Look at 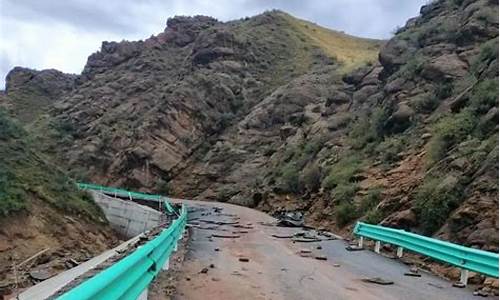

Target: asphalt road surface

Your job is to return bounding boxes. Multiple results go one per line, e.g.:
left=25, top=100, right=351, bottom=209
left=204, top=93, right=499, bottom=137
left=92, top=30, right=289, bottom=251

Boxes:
left=172, top=199, right=492, bottom=300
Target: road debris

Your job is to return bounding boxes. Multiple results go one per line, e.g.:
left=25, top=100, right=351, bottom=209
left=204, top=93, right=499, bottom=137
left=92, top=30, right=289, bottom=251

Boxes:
left=361, top=277, right=394, bottom=285
left=292, top=238, right=322, bottom=243
left=258, top=221, right=276, bottom=227
left=404, top=267, right=421, bottom=277
left=274, top=211, right=304, bottom=227
left=333, top=263, right=340, bottom=267
left=29, top=269, right=53, bottom=281
left=345, top=245, right=364, bottom=251
left=199, top=220, right=239, bottom=226
left=427, top=282, right=444, bottom=289
left=315, top=255, right=327, bottom=261
left=200, top=267, right=209, bottom=274
left=211, top=234, right=240, bottom=239
left=232, top=224, right=253, bottom=229
left=271, top=234, right=294, bottom=239
left=238, top=257, right=250, bottom=262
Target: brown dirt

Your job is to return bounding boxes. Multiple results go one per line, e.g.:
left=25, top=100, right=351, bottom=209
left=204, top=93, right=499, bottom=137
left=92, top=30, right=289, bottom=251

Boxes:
left=0, top=198, right=119, bottom=297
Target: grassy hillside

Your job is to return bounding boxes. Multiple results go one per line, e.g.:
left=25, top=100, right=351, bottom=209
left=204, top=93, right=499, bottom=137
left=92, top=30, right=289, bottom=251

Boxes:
left=281, top=12, right=383, bottom=72
left=0, top=108, right=103, bottom=218
left=0, top=108, right=118, bottom=295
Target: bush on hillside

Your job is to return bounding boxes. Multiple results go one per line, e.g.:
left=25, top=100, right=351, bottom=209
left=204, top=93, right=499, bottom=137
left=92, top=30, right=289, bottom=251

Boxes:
left=322, top=156, right=362, bottom=190
left=335, top=201, right=359, bottom=227
left=301, top=163, right=321, bottom=192
left=414, top=177, right=463, bottom=234
left=359, top=187, right=383, bottom=213
left=470, top=79, right=498, bottom=114
left=375, top=137, right=405, bottom=165
left=364, top=208, right=385, bottom=225
left=427, top=110, right=476, bottom=162
left=349, top=108, right=389, bottom=149
left=281, top=163, right=300, bottom=193
left=331, top=182, right=359, bottom=204
left=156, top=179, right=171, bottom=195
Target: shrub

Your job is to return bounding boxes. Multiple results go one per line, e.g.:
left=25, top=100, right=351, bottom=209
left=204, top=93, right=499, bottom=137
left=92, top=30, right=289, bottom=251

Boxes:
left=427, top=110, right=476, bottom=162
left=364, top=208, right=385, bottom=225
left=375, top=137, right=404, bottom=165
left=301, top=163, right=321, bottom=192
left=470, top=79, right=498, bottom=114
left=0, top=170, right=27, bottom=216
left=471, top=38, right=498, bottom=75
left=216, top=187, right=233, bottom=202
left=335, top=201, right=359, bottom=227
left=331, top=183, right=359, bottom=204
left=414, top=177, right=463, bottom=234
left=155, top=179, right=171, bottom=195
left=349, top=108, right=389, bottom=149
left=0, top=109, right=22, bottom=140
left=322, top=156, right=362, bottom=190
left=410, top=93, right=439, bottom=113
left=399, top=55, right=424, bottom=78
left=281, top=163, right=300, bottom=193
left=359, top=187, right=382, bottom=213
left=435, top=81, right=453, bottom=99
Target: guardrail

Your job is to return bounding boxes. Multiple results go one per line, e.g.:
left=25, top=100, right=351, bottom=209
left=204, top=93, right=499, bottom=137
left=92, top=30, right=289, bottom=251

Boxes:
left=354, top=222, right=499, bottom=284
left=57, top=204, right=187, bottom=299
left=77, top=182, right=175, bottom=213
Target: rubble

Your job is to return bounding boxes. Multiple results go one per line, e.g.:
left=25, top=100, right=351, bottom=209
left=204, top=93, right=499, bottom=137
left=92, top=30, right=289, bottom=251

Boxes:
left=361, top=277, right=394, bottom=285
left=274, top=211, right=304, bottom=227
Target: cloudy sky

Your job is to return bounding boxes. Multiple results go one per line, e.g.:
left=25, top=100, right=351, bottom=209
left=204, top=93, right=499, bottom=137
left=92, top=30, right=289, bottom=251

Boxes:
left=0, top=0, right=428, bottom=89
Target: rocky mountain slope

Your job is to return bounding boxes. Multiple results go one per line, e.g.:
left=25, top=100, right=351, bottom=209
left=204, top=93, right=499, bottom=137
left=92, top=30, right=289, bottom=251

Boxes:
left=1, top=0, right=498, bottom=257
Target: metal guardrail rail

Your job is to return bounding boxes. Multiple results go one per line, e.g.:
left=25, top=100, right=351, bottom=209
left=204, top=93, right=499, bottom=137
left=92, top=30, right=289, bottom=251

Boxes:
left=57, top=204, right=187, bottom=299
left=354, top=222, right=499, bottom=278
left=77, top=182, right=175, bottom=213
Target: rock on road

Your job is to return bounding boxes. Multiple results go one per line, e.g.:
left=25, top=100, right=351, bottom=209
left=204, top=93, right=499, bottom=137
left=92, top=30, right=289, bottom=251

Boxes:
left=172, top=200, right=491, bottom=300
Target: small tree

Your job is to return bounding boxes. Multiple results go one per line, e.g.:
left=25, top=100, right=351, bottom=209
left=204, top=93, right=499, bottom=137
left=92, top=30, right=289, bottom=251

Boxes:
left=155, top=179, right=171, bottom=195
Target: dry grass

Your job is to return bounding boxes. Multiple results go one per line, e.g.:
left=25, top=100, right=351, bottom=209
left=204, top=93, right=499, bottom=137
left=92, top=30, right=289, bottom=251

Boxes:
left=281, top=12, right=384, bottom=73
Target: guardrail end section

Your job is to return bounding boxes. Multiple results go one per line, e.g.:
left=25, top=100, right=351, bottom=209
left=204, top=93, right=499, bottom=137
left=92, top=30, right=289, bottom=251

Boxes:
left=353, top=222, right=361, bottom=235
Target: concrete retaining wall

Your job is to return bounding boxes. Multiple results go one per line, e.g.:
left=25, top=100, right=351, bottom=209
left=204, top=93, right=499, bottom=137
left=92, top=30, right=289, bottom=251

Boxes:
left=91, top=191, right=163, bottom=238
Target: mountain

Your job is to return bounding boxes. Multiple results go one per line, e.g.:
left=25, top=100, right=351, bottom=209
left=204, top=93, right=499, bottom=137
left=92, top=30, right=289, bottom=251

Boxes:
left=1, top=0, right=498, bottom=259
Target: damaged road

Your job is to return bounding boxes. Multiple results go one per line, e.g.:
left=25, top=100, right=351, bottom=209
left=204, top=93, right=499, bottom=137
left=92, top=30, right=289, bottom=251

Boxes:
left=171, top=200, right=488, bottom=300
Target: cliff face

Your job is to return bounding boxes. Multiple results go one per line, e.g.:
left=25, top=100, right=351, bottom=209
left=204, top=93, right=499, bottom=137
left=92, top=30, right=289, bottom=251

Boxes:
left=2, top=0, right=498, bottom=253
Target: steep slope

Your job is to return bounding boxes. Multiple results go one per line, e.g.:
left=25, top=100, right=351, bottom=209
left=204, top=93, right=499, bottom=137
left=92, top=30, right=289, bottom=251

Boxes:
left=0, top=109, right=117, bottom=295
left=2, top=0, right=498, bottom=257
left=21, top=11, right=381, bottom=190
left=169, top=0, right=499, bottom=252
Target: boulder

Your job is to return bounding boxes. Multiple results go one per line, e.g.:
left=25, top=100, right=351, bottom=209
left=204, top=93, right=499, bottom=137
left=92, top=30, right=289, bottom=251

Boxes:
left=325, top=91, right=350, bottom=107
left=379, top=38, right=414, bottom=74
left=353, top=85, right=379, bottom=104
left=421, top=54, right=468, bottom=81
left=382, top=209, right=417, bottom=229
